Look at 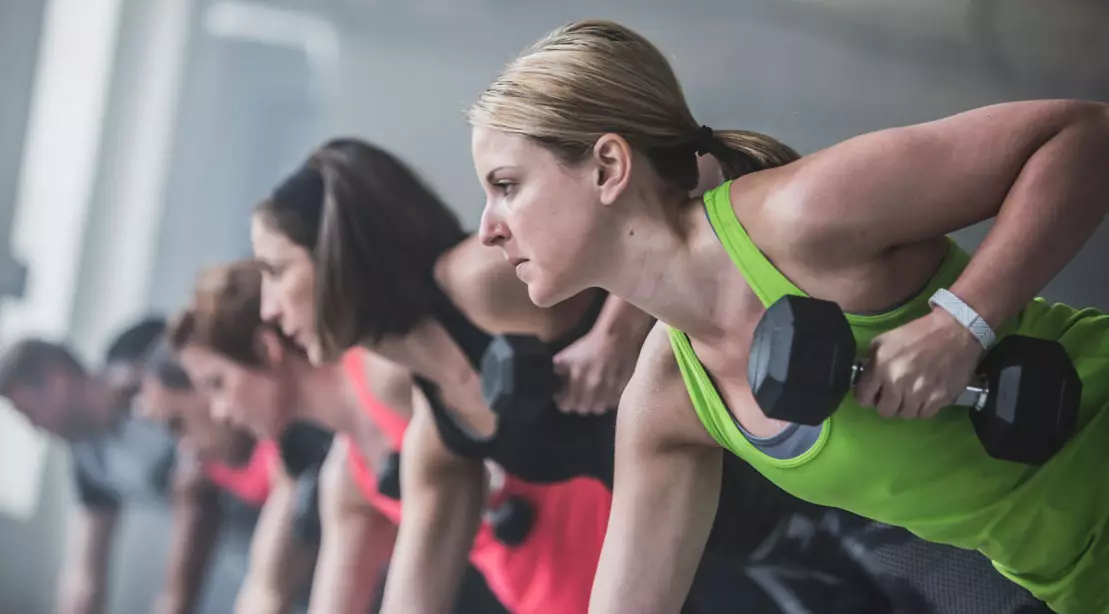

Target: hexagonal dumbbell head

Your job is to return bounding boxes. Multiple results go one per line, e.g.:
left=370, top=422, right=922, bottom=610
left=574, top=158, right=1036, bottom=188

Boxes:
left=481, top=334, right=559, bottom=421
left=748, top=295, right=857, bottom=426
left=972, top=335, right=1081, bottom=465
left=489, top=496, right=536, bottom=547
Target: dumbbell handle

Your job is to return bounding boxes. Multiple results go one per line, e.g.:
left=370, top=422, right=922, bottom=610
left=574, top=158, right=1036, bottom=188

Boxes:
left=848, top=363, right=989, bottom=411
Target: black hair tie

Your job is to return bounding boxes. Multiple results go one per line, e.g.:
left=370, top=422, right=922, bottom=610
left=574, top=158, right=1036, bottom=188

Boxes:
left=693, top=125, right=716, bottom=156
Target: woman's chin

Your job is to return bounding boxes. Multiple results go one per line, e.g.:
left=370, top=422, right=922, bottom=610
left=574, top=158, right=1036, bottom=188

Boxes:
left=306, top=346, right=324, bottom=366
left=527, top=279, right=576, bottom=309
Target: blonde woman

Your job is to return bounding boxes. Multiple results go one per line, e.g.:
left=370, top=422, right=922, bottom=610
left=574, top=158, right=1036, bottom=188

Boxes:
left=471, top=19, right=1109, bottom=614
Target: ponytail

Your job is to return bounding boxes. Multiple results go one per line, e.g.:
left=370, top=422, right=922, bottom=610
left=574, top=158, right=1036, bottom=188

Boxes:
left=470, top=20, right=802, bottom=194
left=707, top=129, right=801, bottom=181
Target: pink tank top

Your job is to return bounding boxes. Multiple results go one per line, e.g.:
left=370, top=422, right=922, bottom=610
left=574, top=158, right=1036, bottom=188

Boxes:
left=341, top=350, right=609, bottom=614
left=204, top=439, right=277, bottom=508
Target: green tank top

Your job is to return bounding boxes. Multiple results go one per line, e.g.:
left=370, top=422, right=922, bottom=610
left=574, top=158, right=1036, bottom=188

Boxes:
left=669, top=182, right=1109, bottom=613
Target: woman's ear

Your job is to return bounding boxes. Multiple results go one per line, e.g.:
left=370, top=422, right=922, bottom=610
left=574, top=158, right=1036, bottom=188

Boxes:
left=256, top=328, right=286, bottom=368
left=592, top=133, right=634, bottom=206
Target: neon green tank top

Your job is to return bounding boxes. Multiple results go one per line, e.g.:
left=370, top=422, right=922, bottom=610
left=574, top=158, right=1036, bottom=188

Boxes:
left=669, top=182, right=1109, bottom=613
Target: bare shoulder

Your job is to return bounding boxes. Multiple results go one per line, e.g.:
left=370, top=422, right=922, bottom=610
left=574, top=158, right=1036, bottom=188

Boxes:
left=361, top=350, right=415, bottom=420
left=618, top=322, right=718, bottom=451
left=437, top=237, right=538, bottom=333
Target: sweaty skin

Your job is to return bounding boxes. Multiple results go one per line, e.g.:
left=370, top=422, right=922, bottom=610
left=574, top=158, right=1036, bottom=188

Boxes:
left=474, top=100, right=1109, bottom=613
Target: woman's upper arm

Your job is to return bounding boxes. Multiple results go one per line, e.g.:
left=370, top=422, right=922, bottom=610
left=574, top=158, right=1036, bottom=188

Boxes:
left=381, top=389, right=484, bottom=614
left=319, top=438, right=364, bottom=521
left=592, top=325, right=722, bottom=614
left=311, top=438, right=395, bottom=612
left=402, top=386, right=483, bottom=485
left=771, top=99, right=1109, bottom=260
left=363, top=351, right=416, bottom=422
left=616, top=323, right=718, bottom=447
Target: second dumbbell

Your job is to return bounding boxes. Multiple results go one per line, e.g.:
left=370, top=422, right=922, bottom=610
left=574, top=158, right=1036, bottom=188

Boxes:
left=747, top=294, right=1081, bottom=465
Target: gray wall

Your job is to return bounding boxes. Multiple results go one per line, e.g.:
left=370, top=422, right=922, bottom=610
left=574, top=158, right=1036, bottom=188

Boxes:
left=1, top=0, right=1107, bottom=613
left=0, top=3, right=61, bottom=611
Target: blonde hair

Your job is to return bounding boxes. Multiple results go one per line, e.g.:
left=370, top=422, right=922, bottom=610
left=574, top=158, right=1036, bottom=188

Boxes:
left=469, top=20, right=800, bottom=192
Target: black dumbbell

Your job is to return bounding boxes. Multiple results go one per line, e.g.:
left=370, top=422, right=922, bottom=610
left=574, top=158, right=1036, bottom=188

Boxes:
left=747, top=294, right=1081, bottom=465
left=376, top=451, right=401, bottom=500
left=487, top=495, right=536, bottom=547
left=481, top=335, right=559, bottom=420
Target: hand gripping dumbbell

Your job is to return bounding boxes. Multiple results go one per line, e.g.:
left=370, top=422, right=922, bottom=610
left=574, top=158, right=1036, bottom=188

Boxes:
left=486, top=496, right=536, bottom=547
left=376, top=451, right=401, bottom=500
left=747, top=294, right=1082, bottom=465
left=481, top=335, right=560, bottom=421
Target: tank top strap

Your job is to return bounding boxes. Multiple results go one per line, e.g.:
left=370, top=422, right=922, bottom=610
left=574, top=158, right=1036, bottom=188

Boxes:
left=702, top=182, right=806, bottom=308
left=341, top=350, right=407, bottom=449
left=204, top=439, right=277, bottom=508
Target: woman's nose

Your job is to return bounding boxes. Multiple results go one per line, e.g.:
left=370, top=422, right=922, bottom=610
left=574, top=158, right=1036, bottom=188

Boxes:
left=479, top=203, right=510, bottom=248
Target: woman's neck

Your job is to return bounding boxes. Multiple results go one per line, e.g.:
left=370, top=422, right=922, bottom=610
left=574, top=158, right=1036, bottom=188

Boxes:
left=291, top=362, right=361, bottom=435
left=600, top=195, right=742, bottom=341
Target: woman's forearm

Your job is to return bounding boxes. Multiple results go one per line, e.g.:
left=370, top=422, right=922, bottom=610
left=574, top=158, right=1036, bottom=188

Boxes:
left=591, top=444, right=722, bottom=614
left=308, top=509, right=396, bottom=614
left=236, top=472, right=317, bottom=614
left=59, top=507, right=118, bottom=614
left=159, top=489, right=222, bottom=614
left=309, top=441, right=396, bottom=614
left=380, top=460, right=485, bottom=614
left=950, top=106, right=1109, bottom=329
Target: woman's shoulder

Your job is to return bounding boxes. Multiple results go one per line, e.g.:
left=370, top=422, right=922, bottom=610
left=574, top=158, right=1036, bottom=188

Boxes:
left=438, top=236, right=549, bottom=334
left=619, top=322, right=717, bottom=449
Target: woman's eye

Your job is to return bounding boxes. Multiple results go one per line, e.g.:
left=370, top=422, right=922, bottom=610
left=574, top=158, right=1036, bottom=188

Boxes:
left=260, top=262, right=285, bottom=280
left=494, top=181, right=515, bottom=195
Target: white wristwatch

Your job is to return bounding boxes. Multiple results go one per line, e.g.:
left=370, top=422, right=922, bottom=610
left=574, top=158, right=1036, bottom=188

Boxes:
left=928, top=288, right=996, bottom=350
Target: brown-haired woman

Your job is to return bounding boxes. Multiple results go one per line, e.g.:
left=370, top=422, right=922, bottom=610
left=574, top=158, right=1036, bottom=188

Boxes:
left=169, top=261, right=613, bottom=614
left=249, top=138, right=670, bottom=613
left=470, top=18, right=1109, bottom=614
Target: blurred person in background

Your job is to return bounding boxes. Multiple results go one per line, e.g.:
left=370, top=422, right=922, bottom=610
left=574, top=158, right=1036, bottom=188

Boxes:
left=0, top=318, right=320, bottom=614
left=169, top=261, right=525, bottom=614
left=140, top=338, right=330, bottom=614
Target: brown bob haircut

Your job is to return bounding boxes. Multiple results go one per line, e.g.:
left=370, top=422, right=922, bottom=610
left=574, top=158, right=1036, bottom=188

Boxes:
left=168, top=261, right=300, bottom=367
left=254, top=138, right=466, bottom=358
